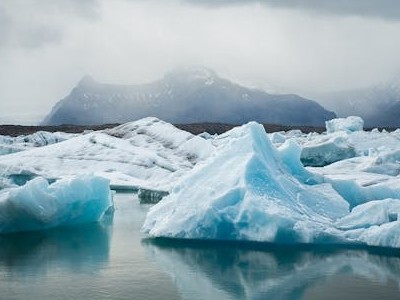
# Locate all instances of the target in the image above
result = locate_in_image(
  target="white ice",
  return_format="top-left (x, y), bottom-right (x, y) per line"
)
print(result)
top-left (325, 116), bottom-right (364, 133)
top-left (0, 131), bottom-right (73, 155)
top-left (0, 118), bottom-right (214, 192)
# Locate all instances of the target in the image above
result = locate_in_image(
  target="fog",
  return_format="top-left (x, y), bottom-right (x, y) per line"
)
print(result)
top-left (1, 0), bottom-right (400, 124)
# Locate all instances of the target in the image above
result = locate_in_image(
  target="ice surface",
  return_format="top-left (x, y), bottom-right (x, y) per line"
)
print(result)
top-left (143, 121), bottom-right (400, 248)
top-left (0, 118), bottom-right (214, 192)
top-left (0, 175), bottom-right (112, 234)
top-left (325, 116), bottom-right (364, 133)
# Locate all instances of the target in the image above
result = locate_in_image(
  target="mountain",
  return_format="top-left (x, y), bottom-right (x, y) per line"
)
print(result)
top-left (319, 78), bottom-right (400, 127)
top-left (42, 67), bottom-right (336, 126)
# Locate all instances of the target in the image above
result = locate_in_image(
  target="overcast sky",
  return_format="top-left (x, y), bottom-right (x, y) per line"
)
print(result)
top-left (1, 0), bottom-right (400, 124)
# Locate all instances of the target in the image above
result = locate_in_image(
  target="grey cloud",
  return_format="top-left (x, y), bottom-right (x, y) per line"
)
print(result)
top-left (185, 0), bottom-right (400, 21)
top-left (0, 0), bottom-right (99, 49)
top-left (17, 26), bottom-right (63, 49)
top-left (0, 6), bottom-right (12, 47)
top-left (32, 0), bottom-right (100, 19)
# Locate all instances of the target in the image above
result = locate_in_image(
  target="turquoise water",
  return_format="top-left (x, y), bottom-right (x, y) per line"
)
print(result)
top-left (0, 193), bottom-right (399, 300)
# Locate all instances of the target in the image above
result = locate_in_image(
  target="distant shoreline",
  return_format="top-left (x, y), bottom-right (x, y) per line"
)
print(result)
top-left (0, 122), bottom-right (326, 136)
top-left (0, 122), bottom-right (395, 137)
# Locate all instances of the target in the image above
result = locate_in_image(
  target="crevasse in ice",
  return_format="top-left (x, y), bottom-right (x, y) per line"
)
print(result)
top-left (0, 175), bottom-right (112, 233)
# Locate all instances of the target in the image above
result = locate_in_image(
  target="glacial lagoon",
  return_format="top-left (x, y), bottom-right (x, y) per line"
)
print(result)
top-left (0, 193), bottom-right (399, 300)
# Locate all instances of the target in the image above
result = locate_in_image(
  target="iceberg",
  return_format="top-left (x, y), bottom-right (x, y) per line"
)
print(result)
top-left (0, 118), bottom-right (214, 193)
top-left (325, 116), bottom-right (364, 133)
top-left (296, 116), bottom-right (400, 167)
top-left (142, 122), bottom-right (400, 248)
top-left (142, 122), bottom-right (349, 243)
top-left (300, 133), bottom-right (356, 167)
top-left (0, 175), bottom-right (112, 234)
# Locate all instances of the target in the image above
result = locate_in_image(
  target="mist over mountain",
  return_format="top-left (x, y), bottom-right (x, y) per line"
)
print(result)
top-left (42, 67), bottom-right (335, 126)
top-left (319, 78), bottom-right (400, 127)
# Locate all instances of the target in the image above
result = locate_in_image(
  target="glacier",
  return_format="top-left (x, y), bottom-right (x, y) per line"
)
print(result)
top-left (0, 175), bottom-right (112, 234)
top-left (143, 121), bottom-right (400, 248)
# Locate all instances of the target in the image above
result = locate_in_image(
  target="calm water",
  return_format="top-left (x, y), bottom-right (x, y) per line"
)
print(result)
top-left (0, 193), bottom-right (399, 300)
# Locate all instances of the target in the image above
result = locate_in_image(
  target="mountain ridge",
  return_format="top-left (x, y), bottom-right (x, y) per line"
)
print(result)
top-left (319, 77), bottom-right (400, 127)
top-left (42, 67), bottom-right (336, 126)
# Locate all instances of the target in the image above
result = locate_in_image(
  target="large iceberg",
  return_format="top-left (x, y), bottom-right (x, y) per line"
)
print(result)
top-left (143, 122), bottom-right (347, 242)
top-left (0, 175), bottom-right (112, 234)
top-left (0, 118), bottom-right (214, 192)
top-left (142, 122), bottom-right (400, 248)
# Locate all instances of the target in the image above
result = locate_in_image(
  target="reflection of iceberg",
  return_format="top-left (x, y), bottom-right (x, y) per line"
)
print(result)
top-left (143, 239), bottom-right (400, 300)
top-left (0, 221), bottom-right (112, 276)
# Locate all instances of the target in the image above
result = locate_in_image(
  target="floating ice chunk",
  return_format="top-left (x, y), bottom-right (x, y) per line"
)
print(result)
top-left (336, 199), bottom-right (400, 230)
top-left (0, 131), bottom-right (73, 156)
top-left (300, 133), bottom-right (356, 167)
top-left (308, 154), bottom-right (400, 209)
top-left (142, 122), bottom-right (349, 243)
top-left (340, 202), bottom-right (400, 248)
top-left (0, 175), bottom-right (112, 234)
top-left (138, 188), bottom-right (169, 204)
top-left (325, 116), bottom-right (364, 133)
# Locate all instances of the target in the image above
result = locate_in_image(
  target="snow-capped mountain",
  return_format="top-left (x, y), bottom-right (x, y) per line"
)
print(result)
top-left (42, 67), bottom-right (335, 126)
top-left (319, 78), bottom-right (400, 127)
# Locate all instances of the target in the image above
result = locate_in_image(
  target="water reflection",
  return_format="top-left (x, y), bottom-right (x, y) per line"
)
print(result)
top-left (143, 239), bottom-right (400, 300)
top-left (0, 219), bottom-right (112, 276)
